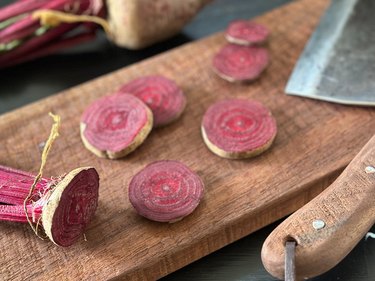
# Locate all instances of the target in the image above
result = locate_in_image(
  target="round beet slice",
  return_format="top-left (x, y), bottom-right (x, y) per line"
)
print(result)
top-left (201, 99), bottom-right (277, 159)
top-left (118, 76), bottom-right (186, 127)
top-left (42, 167), bottom-right (99, 247)
top-left (80, 93), bottom-right (153, 159)
top-left (212, 44), bottom-right (269, 82)
top-left (129, 160), bottom-right (204, 223)
top-left (225, 20), bottom-right (269, 46)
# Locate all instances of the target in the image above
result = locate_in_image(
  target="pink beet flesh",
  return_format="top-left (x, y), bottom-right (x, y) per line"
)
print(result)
top-left (226, 20), bottom-right (269, 45)
top-left (212, 44), bottom-right (269, 82)
top-left (118, 76), bottom-right (186, 127)
top-left (129, 160), bottom-right (204, 222)
top-left (81, 93), bottom-right (150, 154)
top-left (50, 168), bottom-right (99, 247)
top-left (202, 99), bottom-right (277, 153)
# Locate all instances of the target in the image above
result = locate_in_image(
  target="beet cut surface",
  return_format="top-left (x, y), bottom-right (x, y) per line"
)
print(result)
top-left (128, 160), bottom-right (204, 223)
top-left (212, 43), bottom-right (269, 82)
top-left (118, 75), bottom-right (186, 127)
top-left (80, 93), bottom-right (153, 159)
top-left (201, 99), bottom-right (277, 159)
top-left (225, 20), bottom-right (269, 46)
top-left (43, 167), bottom-right (99, 247)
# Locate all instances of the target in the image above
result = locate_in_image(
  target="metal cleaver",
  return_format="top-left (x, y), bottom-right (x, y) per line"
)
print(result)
top-left (285, 0), bottom-right (375, 106)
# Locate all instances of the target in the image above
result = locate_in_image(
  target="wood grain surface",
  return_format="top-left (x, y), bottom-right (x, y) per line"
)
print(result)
top-left (0, 0), bottom-right (374, 280)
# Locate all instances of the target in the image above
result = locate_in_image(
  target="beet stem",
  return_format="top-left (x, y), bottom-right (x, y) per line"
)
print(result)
top-left (0, 165), bottom-right (57, 224)
top-left (0, 204), bottom-right (43, 223)
top-left (0, 165), bottom-right (53, 205)
top-left (0, 0), bottom-right (49, 22)
top-left (1, 30), bottom-right (95, 68)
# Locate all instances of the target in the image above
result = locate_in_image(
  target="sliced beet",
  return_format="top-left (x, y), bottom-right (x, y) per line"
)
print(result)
top-left (43, 167), bottom-right (99, 247)
top-left (201, 99), bottom-right (277, 159)
top-left (118, 76), bottom-right (186, 127)
top-left (225, 20), bottom-right (269, 46)
top-left (80, 93), bottom-right (153, 159)
top-left (128, 160), bottom-right (204, 223)
top-left (212, 43), bottom-right (269, 82)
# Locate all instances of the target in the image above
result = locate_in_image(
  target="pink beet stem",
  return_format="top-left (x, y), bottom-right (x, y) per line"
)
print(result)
top-left (0, 165), bottom-right (55, 224)
top-left (0, 23), bottom-right (78, 65)
top-left (0, 0), bottom-right (49, 22)
top-left (0, 23), bottom-right (38, 44)
top-left (0, 204), bottom-right (42, 223)
top-left (0, 15), bottom-right (37, 41)
top-left (0, 165), bottom-right (51, 205)
top-left (1, 30), bottom-right (96, 68)
top-left (0, 0), bottom-right (91, 42)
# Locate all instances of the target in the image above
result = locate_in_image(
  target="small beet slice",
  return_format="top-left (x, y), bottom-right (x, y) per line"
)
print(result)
top-left (80, 93), bottom-right (153, 159)
top-left (201, 99), bottom-right (277, 159)
top-left (212, 44), bottom-right (269, 82)
top-left (43, 167), bottom-right (99, 247)
top-left (129, 160), bottom-right (204, 223)
top-left (225, 20), bottom-right (269, 46)
top-left (118, 76), bottom-right (186, 127)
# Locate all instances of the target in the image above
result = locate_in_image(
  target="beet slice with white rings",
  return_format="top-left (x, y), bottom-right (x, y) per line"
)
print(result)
top-left (80, 93), bottom-right (153, 159)
top-left (201, 99), bottom-right (277, 159)
top-left (212, 44), bottom-right (269, 82)
top-left (129, 160), bottom-right (204, 223)
top-left (43, 167), bottom-right (99, 247)
top-left (118, 76), bottom-right (186, 127)
top-left (225, 20), bottom-right (269, 46)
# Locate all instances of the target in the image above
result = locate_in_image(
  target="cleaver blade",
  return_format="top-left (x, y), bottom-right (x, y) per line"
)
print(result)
top-left (285, 0), bottom-right (375, 106)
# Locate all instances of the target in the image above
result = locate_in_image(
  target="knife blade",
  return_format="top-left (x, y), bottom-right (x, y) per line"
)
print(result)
top-left (261, 134), bottom-right (375, 279)
top-left (285, 0), bottom-right (375, 106)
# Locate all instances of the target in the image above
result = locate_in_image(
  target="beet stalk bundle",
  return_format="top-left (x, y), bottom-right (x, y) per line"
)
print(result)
top-left (0, 0), bottom-right (106, 68)
top-left (0, 0), bottom-right (212, 68)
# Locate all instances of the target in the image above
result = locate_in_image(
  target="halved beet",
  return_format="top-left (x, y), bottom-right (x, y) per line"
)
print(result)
top-left (43, 167), bottom-right (99, 247)
top-left (201, 99), bottom-right (277, 159)
top-left (128, 160), bottom-right (204, 223)
top-left (225, 20), bottom-right (269, 46)
top-left (118, 76), bottom-right (186, 127)
top-left (80, 93), bottom-right (153, 159)
top-left (212, 43), bottom-right (269, 82)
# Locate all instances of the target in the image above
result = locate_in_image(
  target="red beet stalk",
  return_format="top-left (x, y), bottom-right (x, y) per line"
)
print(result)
top-left (0, 165), bottom-right (100, 247)
top-left (0, 0), bottom-right (105, 68)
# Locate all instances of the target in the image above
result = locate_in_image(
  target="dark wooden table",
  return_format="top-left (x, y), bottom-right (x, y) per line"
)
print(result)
top-left (1, 1), bottom-right (374, 280)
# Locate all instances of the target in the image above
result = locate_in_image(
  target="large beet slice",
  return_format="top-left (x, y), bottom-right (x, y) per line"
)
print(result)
top-left (42, 167), bottom-right (99, 247)
top-left (118, 76), bottom-right (186, 127)
top-left (129, 160), bottom-right (204, 223)
top-left (201, 99), bottom-right (277, 159)
top-left (212, 44), bottom-right (269, 82)
top-left (80, 93), bottom-right (153, 159)
top-left (225, 20), bottom-right (269, 46)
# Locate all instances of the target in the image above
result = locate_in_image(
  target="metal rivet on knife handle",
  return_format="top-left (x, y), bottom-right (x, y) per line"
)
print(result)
top-left (312, 219), bottom-right (326, 230)
top-left (365, 166), bottom-right (375, 174)
top-left (285, 241), bottom-right (296, 281)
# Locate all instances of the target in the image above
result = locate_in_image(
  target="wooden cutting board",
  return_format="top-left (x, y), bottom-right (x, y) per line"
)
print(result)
top-left (0, 0), bottom-right (374, 280)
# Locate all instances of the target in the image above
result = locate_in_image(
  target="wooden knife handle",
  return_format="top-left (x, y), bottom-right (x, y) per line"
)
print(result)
top-left (261, 134), bottom-right (375, 280)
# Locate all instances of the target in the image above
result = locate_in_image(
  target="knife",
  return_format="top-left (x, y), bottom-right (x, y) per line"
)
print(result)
top-left (285, 0), bottom-right (375, 106)
top-left (261, 134), bottom-right (375, 280)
